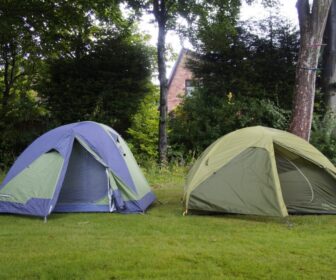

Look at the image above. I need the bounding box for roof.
[167,48,189,89]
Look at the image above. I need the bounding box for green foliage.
[126,0,240,32]
[126,0,241,164]
[186,1,240,51]
[127,87,159,161]
[142,160,189,187]
[170,90,290,155]
[310,111,336,164]
[0,0,123,58]
[40,33,155,134]
[169,15,297,156]
[0,170,4,182]
[0,0,123,108]
[189,16,299,110]
[0,91,50,168]
[0,0,150,166]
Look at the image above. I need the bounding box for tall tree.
[126,0,240,165]
[153,0,169,165]
[126,0,177,165]
[322,0,336,113]
[289,0,332,140]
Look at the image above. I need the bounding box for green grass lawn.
[0,167,336,279]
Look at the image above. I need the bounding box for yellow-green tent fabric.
[184,126,336,217]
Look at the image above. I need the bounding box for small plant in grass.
[141,161,189,190]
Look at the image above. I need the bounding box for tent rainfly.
[184,126,336,217]
[0,121,155,218]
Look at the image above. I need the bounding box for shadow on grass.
[187,209,287,224]
[0,213,45,222]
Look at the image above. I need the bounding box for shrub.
[0,91,50,168]
[127,87,159,162]
[310,111,336,164]
[169,89,290,156]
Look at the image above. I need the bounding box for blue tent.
[0,121,156,218]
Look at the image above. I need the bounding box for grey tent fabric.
[276,155,315,207]
[189,148,283,216]
[275,145,336,214]
[57,141,108,205]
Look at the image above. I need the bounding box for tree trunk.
[1,42,17,110]
[157,25,168,165]
[289,0,332,140]
[154,0,168,166]
[322,0,336,113]
[3,57,10,108]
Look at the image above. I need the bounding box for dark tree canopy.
[189,16,299,109]
[0,0,154,166]
[40,34,154,134]
[0,0,123,108]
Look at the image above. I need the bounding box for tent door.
[275,144,336,213]
[106,169,116,212]
[56,140,110,209]
[276,154,315,206]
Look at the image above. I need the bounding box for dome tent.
[184,126,336,217]
[0,121,155,218]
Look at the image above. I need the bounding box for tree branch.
[153,0,160,20]
[9,52,16,89]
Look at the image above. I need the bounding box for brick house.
[167,48,194,112]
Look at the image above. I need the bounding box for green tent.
[184,126,336,217]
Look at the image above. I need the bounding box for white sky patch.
[308,0,314,13]
[240,1,298,24]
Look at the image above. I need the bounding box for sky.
[240,1,298,24]
[138,0,299,76]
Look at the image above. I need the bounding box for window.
[185,80,196,96]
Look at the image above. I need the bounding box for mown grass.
[0,167,336,279]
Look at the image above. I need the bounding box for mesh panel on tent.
[275,146,336,213]
[57,141,108,204]
[276,154,314,207]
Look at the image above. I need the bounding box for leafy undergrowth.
[0,167,336,279]
[0,171,4,183]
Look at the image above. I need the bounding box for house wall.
[167,51,193,112]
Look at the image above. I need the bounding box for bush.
[310,111,336,164]
[169,89,290,156]
[40,35,155,134]
[0,91,50,168]
[127,87,159,162]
